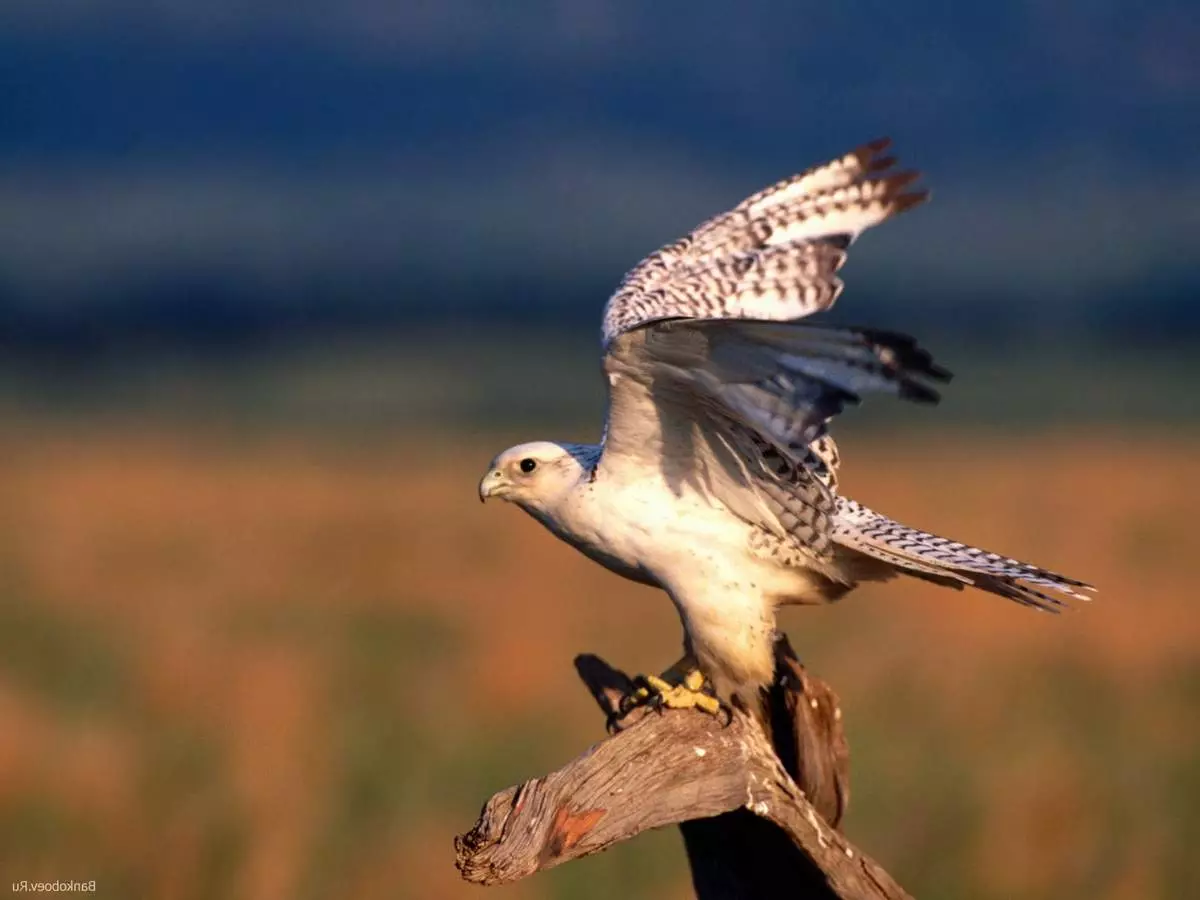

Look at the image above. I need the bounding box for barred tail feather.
[833,498,1095,612]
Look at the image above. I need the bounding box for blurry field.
[0,425,1198,900]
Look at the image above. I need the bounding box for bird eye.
[519,458,537,473]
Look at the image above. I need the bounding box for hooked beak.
[478,469,507,503]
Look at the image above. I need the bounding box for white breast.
[560,470,785,599]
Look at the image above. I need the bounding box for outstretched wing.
[601,138,924,345]
[598,320,948,560]
[594,139,942,561]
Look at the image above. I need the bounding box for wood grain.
[455,636,910,899]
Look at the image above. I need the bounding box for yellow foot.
[638,673,722,715]
[616,660,722,721]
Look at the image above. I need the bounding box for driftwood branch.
[455,637,910,899]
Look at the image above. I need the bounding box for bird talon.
[616,676,655,718]
[717,702,734,727]
[617,666,722,718]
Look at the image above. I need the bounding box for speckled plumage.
[480,139,1093,719]
[600,138,922,345]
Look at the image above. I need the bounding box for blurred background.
[2,2,1198,898]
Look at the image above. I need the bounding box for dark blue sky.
[6,4,1195,167]
[2,1,1198,348]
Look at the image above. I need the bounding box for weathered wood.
[455,637,910,899]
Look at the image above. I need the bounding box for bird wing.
[600,138,924,344]
[595,140,940,556]
[599,320,948,559]
[594,139,944,560]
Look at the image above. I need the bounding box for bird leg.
[616,655,723,720]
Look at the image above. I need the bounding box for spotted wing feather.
[601,138,927,343]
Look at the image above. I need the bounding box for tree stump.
[455,636,910,899]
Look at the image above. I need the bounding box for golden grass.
[0,427,1196,899]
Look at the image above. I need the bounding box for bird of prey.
[478,138,1093,724]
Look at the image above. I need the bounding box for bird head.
[478,441,589,512]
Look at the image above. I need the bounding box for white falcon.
[478,139,1093,723]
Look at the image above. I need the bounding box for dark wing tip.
[846,326,954,405]
[855,327,954,384]
[887,170,923,191]
[928,362,954,382]
[899,380,942,405]
[892,188,931,215]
